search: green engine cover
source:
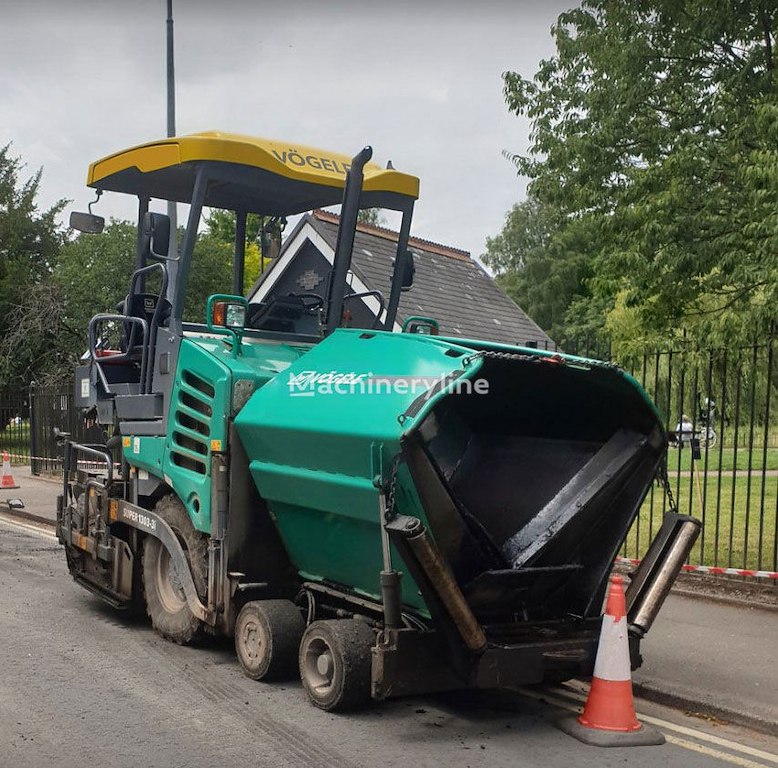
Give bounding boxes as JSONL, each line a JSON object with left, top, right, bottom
{"left": 234, "top": 328, "right": 484, "bottom": 612}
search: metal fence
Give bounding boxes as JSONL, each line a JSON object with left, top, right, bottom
{"left": 4, "top": 335, "right": 777, "bottom": 578}
{"left": 0, "top": 384, "right": 105, "bottom": 475}
{"left": 0, "top": 387, "right": 31, "bottom": 464}
{"left": 562, "top": 336, "right": 778, "bottom": 578}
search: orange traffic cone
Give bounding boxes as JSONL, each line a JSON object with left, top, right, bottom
{"left": 1, "top": 451, "right": 20, "bottom": 489}
{"left": 557, "top": 575, "right": 664, "bottom": 747}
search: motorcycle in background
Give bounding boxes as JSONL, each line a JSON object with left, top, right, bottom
{"left": 670, "top": 393, "right": 717, "bottom": 449}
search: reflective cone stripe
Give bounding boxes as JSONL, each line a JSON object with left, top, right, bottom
{"left": 578, "top": 576, "right": 641, "bottom": 733}
{"left": 0, "top": 451, "right": 19, "bottom": 489}
{"left": 591, "top": 616, "right": 631, "bottom": 681}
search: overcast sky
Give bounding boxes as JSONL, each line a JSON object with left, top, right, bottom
{"left": 2, "top": 0, "right": 570, "bottom": 260}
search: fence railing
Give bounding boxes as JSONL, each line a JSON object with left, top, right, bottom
{"left": 561, "top": 336, "right": 777, "bottom": 577}
{"left": 4, "top": 335, "right": 777, "bottom": 580}
{"left": 0, "top": 384, "right": 106, "bottom": 475}
{"left": 0, "top": 387, "right": 31, "bottom": 464}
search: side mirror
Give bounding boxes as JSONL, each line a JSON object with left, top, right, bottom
{"left": 69, "top": 211, "right": 105, "bottom": 234}
{"left": 401, "top": 249, "right": 415, "bottom": 291}
{"left": 142, "top": 212, "right": 171, "bottom": 260}
{"left": 402, "top": 315, "right": 439, "bottom": 335}
{"left": 206, "top": 294, "right": 248, "bottom": 357}
{"left": 213, "top": 300, "right": 247, "bottom": 330}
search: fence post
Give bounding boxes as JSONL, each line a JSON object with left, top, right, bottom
{"left": 29, "top": 382, "right": 37, "bottom": 476}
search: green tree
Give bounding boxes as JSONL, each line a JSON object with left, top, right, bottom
{"left": 357, "top": 208, "right": 386, "bottom": 227}
{"left": 52, "top": 220, "right": 137, "bottom": 348}
{"left": 498, "top": 0, "right": 778, "bottom": 347}
{"left": 204, "top": 209, "right": 262, "bottom": 244}
{"left": 484, "top": 197, "right": 598, "bottom": 336}
{"left": 53, "top": 219, "right": 235, "bottom": 330}
{"left": 0, "top": 145, "right": 66, "bottom": 386}
{"left": 184, "top": 232, "right": 233, "bottom": 322}
{"left": 203, "top": 209, "right": 280, "bottom": 292}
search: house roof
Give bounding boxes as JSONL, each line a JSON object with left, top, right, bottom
{"left": 251, "top": 210, "right": 554, "bottom": 348}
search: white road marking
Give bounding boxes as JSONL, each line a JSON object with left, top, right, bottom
{"left": 519, "top": 686, "right": 778, "bottom": 768}
{"left": 664, "top": 734, "right": 775, "bottom": 768}
{"left": 0, "top": 513, "right": 57, "bottom": 541}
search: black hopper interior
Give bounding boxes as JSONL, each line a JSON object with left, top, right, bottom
{"left": 402, "top": 355, "right": 665, "bottom": 624}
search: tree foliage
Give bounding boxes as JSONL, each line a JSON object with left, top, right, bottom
{"left": 0, "top": 283, "right": 73, "bottom": 385}
{"left": 203, "top": 209, "right": 279, "bottom": 293}
{"left": 490, "top": 0, "right": 778, "bottom": 347}
{"left": 357, "top": 208, "right": 387, "bottom": 227}
{"left": 54, "top": 219, "right": 236, "bottom": 329}
{"left": 484, "top": 197, "right": 600, "bottom": 335}
{"left": 52, "top": 220, "right": 137, "bottom": 347}
{"left": 184, "top": 232, "right": 234, "bottom": 322}
{"left": 0, "top": 145, "right": 66, "bottom": 386}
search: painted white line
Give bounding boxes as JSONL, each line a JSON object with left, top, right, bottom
{"left": 665, "top": 734, "right": 775, "bottom": 768}
{"left": 519, "top": 686, "right": 778, "bottom": 768}
{"left": 555, "top": 684, "right": 778, "bottom": 765}
{"left": 0, "top": 513, "right": 58, "bottom": 541}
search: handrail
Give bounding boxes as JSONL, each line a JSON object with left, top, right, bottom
{"left": 63, "top": 441, "right": 116, "bottom": 538}
{"left": 88, "top": 313, "right": 149, "bottom": 394}
{"left": 343, "top": 289, "right": 386, "bottom": 329}
{"left": 127, "top": 261, "right": 169, "bottom": 393}
{"left": 64, "top": 441, "right": 115, "bottom": 486}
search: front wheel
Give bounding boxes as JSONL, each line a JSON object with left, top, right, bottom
{"left": 235, "top": 600, "right": 304, "bottom": 681}
{"left": 298, "top": 619, "right": 375, "bottom": 711}
{"left": 142, "top": 495, "right": 207, "bottom": 645}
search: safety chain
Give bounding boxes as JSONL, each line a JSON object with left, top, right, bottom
{"left": 463, "top": 350, "right": 537, "bottom": 366}
{"left": 481, "top": 350, "right": 541, "bottom": 362}
{"left": 465, "top": 348, "right": 621, "bottom": 372}
{"left": 659, "top": 455, "right": 678, "bottom": 514}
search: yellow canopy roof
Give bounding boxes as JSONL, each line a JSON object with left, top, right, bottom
{"left": 87, "top": 131, "right": 419, "bottom": 215}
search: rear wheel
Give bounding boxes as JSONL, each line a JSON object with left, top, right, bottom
{"left": 298, "top": 619, "right": 375, "bottom": 711}
{"left": 235, "top": 600, "right": 305, "bottom": 681}
{"left": 142, "top": 495, "right": 207, "bottom": 644}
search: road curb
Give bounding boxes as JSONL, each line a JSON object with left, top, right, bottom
{"left": 632, "top": 681, "right": 778, "bottom": 738}
{"left": 670, "top": 584, "right": 778, "bottom": 613}
{"left": 25, "top": 473, "right": 62, "bottom": 485}
{"left": 0, "top": 504, "right": 56, "bottom": 530}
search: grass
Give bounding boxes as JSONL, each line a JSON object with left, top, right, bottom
{"left": 668, "top": 445, "right": 778, "bottom": 473}
{"left": 0, "top": 420, "right": 31, "bottom": 460}
{"left": 625, "top": 473, "right": 777, "bottom": 572}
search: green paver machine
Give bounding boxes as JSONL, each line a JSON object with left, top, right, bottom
{"left": 58, "top": 131, "right": 700, "bottom": 710}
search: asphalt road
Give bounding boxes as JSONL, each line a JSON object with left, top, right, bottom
{"left": 1, "top": 514, "right": 776, "bottom": 768}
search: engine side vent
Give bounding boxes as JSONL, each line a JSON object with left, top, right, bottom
{"left": 171, "top": 370, "right": 214, "bottom": 475}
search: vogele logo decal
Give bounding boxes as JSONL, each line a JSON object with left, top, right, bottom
{"left": 271, "top": 150, "right": 351, "bottom": 175}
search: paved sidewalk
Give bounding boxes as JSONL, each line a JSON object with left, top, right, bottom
{"left": 634, "top": 595, "right": 777, "bottom": 733}
{"left": 0, "top": 467, "right": 59, "bottom": 525}
{"left": 2, "top": 466, "right": 777, "bottom": 733}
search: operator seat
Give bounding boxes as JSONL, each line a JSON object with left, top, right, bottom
{"left": 97, "top": 285, "right": 171, "bottom": 393}
{"left": 121, "top": 292, "right": 171, "bottom": 355}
